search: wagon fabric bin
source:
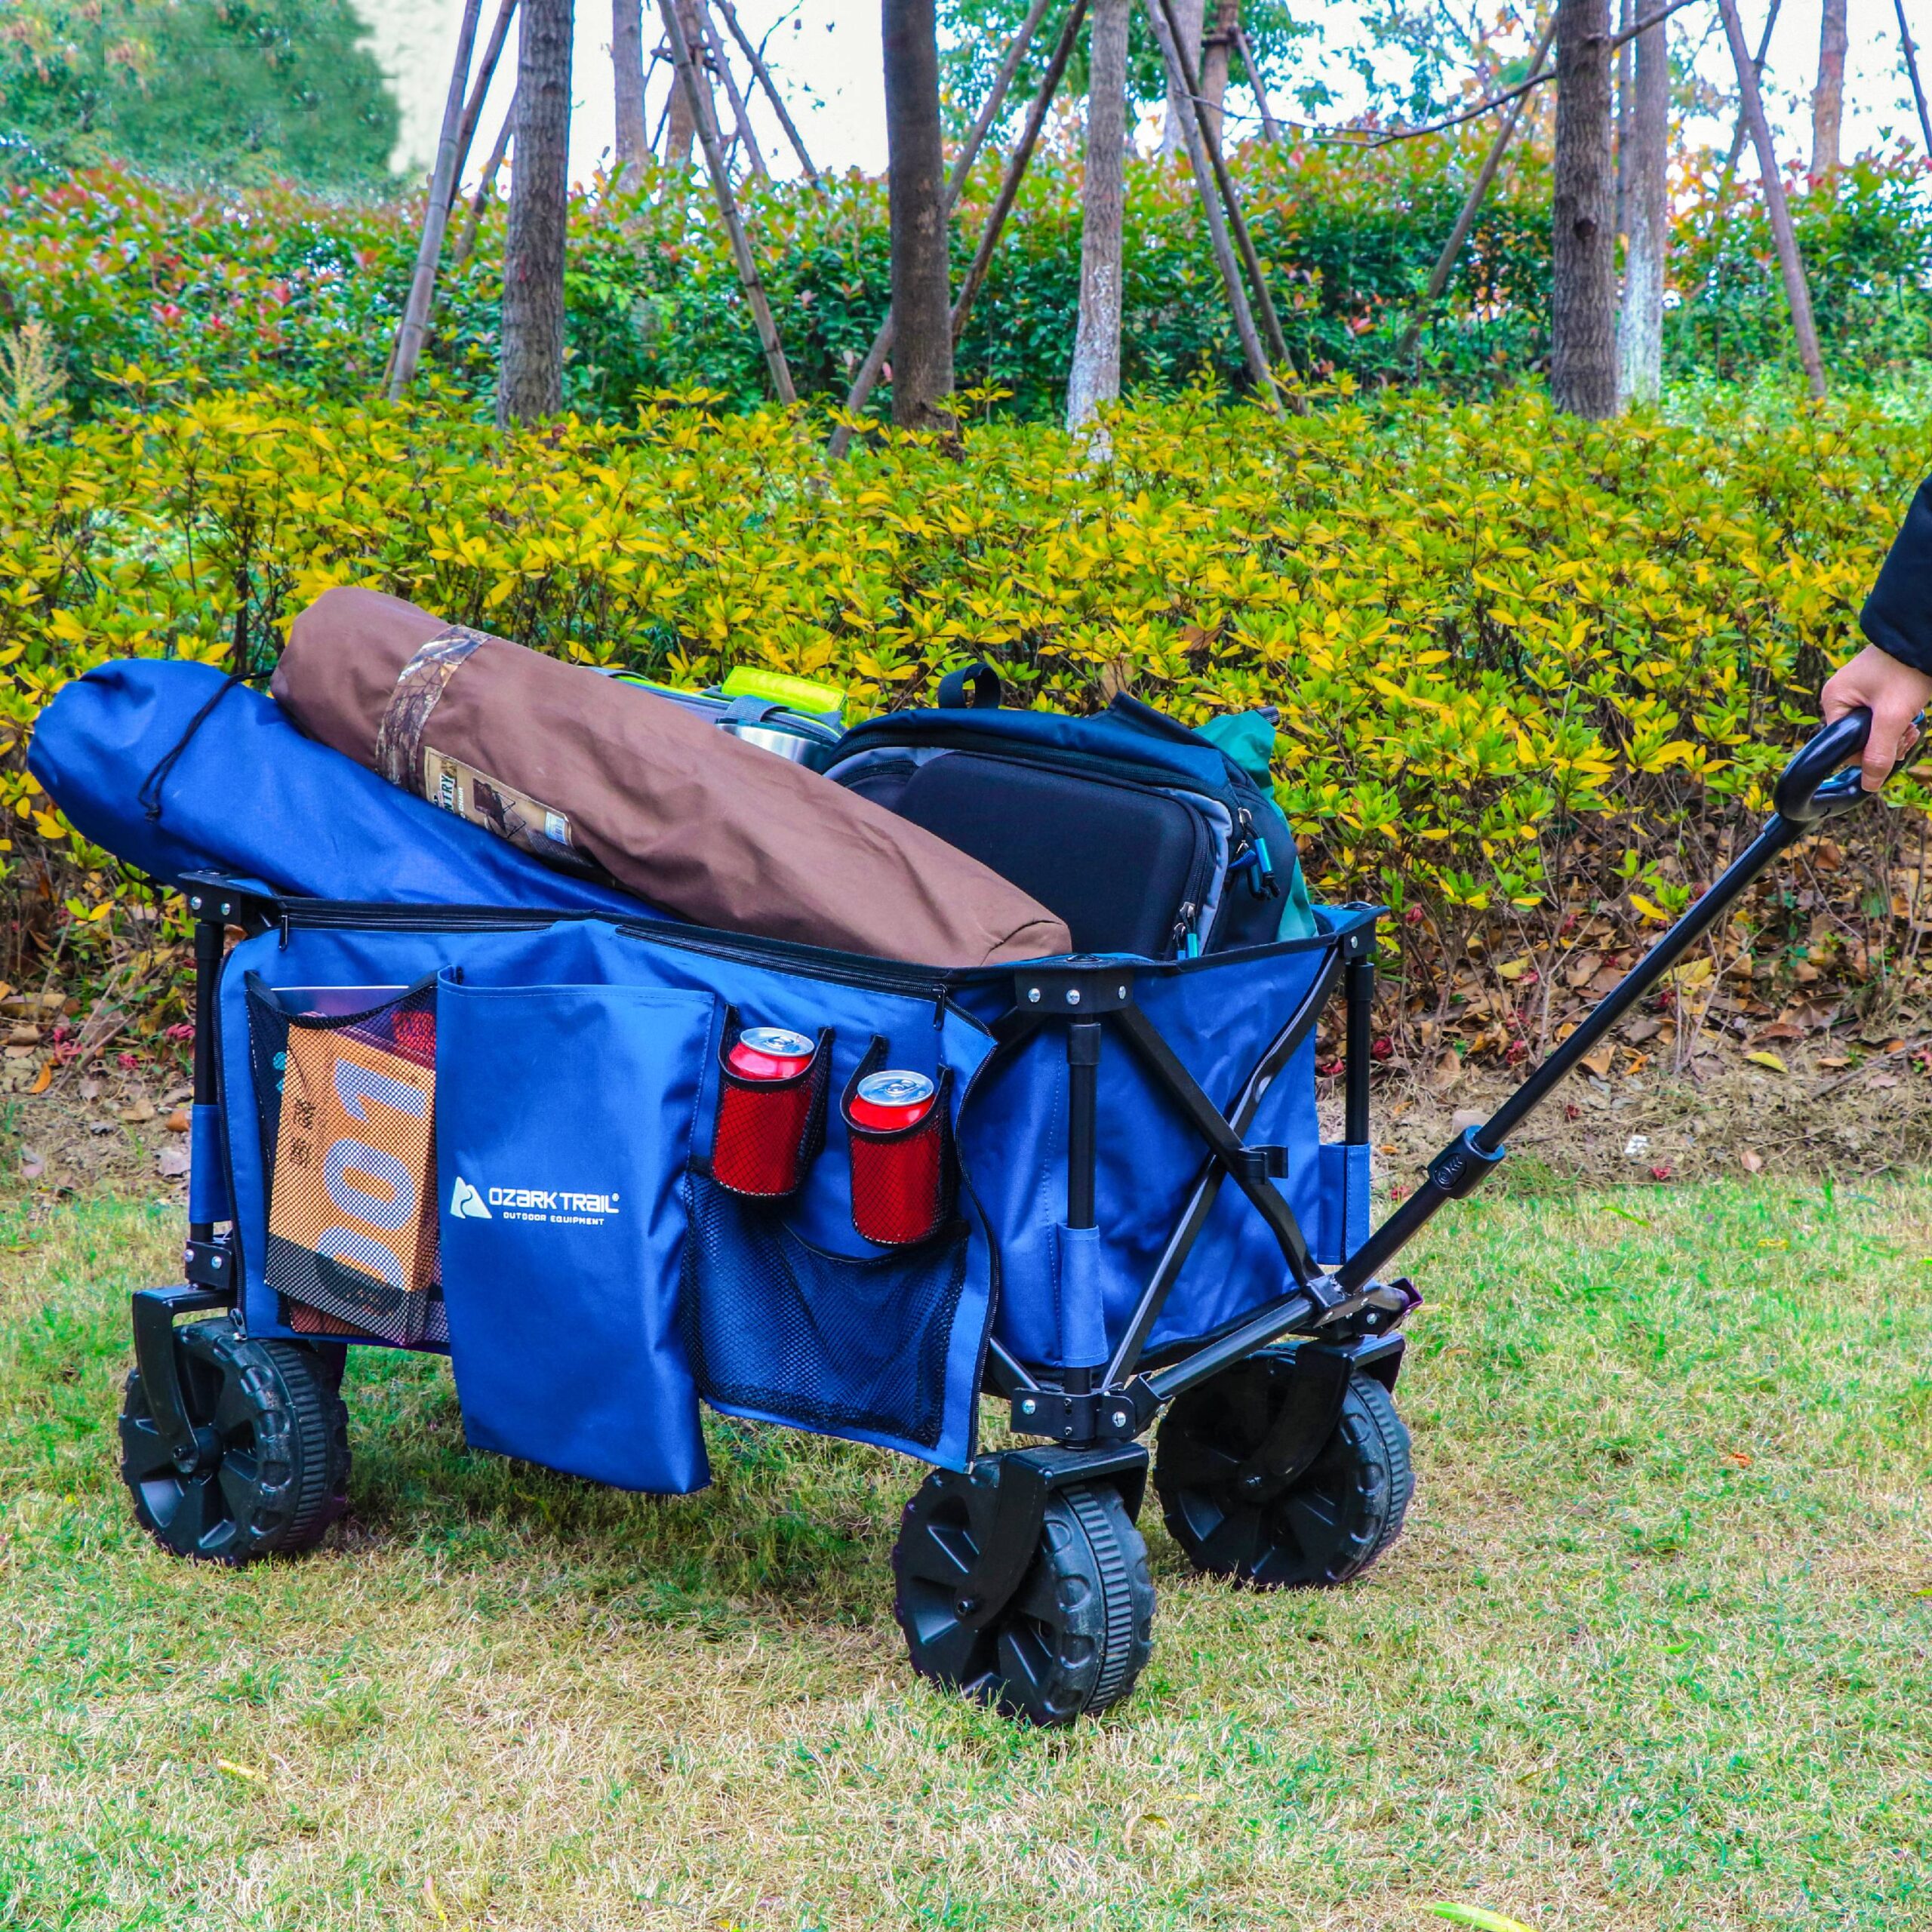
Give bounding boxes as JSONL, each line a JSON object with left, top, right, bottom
{"left": 214, "top": 894, "right": 1380, "bottom": 1494}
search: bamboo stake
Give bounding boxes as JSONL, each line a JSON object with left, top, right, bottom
{"left": 1895, "top": 0, "right": 1932, "bottom": 161}
{"left": 658, "top": 0, "right": 795, "bottom": 401}
{"left": 1231, "top": 23, "right": 1281, "bottom": 142}
{"left": 388, "top": 0, "right": 485, "bottom": 399}
{"left": 1713, "top": 0, "right": 1826, "bottom": 398}
{"left": 449, "top": 0, "right": 519, "bottom": 209}
{"left": 451, "top": 91, "right": 517, "bottom": 267}
{"left": 949, "top": 0, "right": 1088, "bottom": 343}
{"left": 1399, "top": 13, "right": 1557, "bottom": 361}
{"left": 698, "top": 0, "right": 770, "bottom": 182}
{"left": 828, "top": 0, "right": 1056, "bottom": 458}
{"left": 1152, "top": 0, "right": 1292, "bottom": 381}
{"left": 712, "top": 0, "right": 820, "bottom": 183}
{"left": 1137, "top": 0, "right": 1278, "bottom": 404}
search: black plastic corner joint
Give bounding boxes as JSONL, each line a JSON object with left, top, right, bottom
{"left": 178, "top": 871, "right": 278, "bottom": 933}
{"left": 1227, "top": 1144, "right": 1289, "bottom": 1185}
{"left": 1427, "top": 1124, "right": 1506, "bottom": 1201}
{"left": 1014, "top": 958, "right": 1136, "bottom": 1016}
{"left": 183, "top": 1238, "right": 237, "bottom": 1293}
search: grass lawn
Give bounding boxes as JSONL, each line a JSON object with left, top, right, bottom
{"left": 1, "top": 1175, "right": 1929, "bottom": 1931}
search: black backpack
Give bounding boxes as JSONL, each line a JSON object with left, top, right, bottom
{"left": 823, "top": 665, "right": 1316, "bottom": 960}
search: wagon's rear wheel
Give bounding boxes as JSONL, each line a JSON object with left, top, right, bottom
{"left": 1155, "top": 1352, "right": 1411, "bottom": 1589}
{"left": 118, "top": 1316, "right": 350, "bottom": 1564}
{"left": 892, "top": 1476, "right": 1154, "bottom": 1726}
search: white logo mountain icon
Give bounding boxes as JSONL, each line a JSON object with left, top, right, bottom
{"left": 449, "top": 1177, "right": 492, "bottom": 1220}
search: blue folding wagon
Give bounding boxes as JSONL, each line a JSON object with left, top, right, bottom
{"left": 36, "top": 658, "right": 1881, "bottom": 1724}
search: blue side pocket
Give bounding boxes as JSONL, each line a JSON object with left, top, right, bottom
{"left": 435, "top": 976, "right": 715, "bottom": 1494}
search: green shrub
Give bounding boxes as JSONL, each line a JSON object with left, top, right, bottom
{"left": 2, "top": 383, "right": 1926, "bottom": 1054}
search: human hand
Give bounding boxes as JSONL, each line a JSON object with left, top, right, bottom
{"left": 1819, "top": 644, "right": 1932, "bottom": 791}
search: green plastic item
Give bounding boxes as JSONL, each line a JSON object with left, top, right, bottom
{"left": 719, "top": 666, "right": 846, "bottom": 717}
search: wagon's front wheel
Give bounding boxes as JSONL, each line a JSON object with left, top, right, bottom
{"left": 892, "top": 1475, "right": 1154, "bottom": 1726}
{"left": 118, "top": 1316, "right": 350, "bottom": 1564}
{"left": 1155, "top": 1353, "right": 1412, "bottom": 1589}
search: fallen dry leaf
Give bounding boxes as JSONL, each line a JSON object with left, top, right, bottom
{"left": 1623, "top": 1016, "right": 1663, "bottom": 1044}
{"left": 1496, "top": 955, "right": 1532, "bottom": 981}
{"left": 1740, "top": 1149, "right": 1764, "bottom": 1173}
{"left": 155, "top": 1146, "right": 189, "bottom": 1179}
{"left": 1564, "top": 950, "right": 1603, "bottom": 989}
{"left": 1746, "top": 1051, "right": 1789, "bottom": 1073}
{"left": 29, "top": 1061, "right": 52, "bottom": 1096}
{"left": 1580, "top": 1045, "right": 1615, "bottom": 1078}
{"left": 165, "top": 1107, "right": 190, "bottom": 1134}
{"left": 119, "top": 1098, "right": 155, "bottom": 1124}
{"left": 19, "top": 1149, "right": 43, "bottom": 1180}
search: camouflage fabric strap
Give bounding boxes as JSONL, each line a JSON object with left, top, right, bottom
{"left": 374, "top": 625, "right": 489, "bottom": 789}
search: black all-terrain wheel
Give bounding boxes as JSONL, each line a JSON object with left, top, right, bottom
{"left": 118, "top": 1316, "right": 350, "bottom": 1564}
{"left": 1155, "top": 1353, "right": 1412, "bottom": 1589}
{"left": 892, "top": 1476, "right": 1155, "bottom": 1725}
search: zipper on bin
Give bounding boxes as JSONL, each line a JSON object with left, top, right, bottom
{"left": 270, "top": 897, "right": 970, "bottom": 1014}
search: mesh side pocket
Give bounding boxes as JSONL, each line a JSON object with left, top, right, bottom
{"left": 682, "top": 1174, "right": 967, "bottom": 1450}
{"left": 709, "top": 1006, "right": 832, "bottom": 1199}
{"left": 246, "top": 974, "right": 438, "bottom": 1347}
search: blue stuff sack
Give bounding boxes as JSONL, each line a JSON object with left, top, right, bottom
{"left": 435, "top": 974, "right": 716, "bottom": 1494}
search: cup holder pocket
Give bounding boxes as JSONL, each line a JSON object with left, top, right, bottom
{"left": 707, "top": 1005, "right": 833, "bottom": 1200}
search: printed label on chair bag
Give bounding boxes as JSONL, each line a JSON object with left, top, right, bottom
{"left": 422, "top": 746, "right": 600, "bottom": 878}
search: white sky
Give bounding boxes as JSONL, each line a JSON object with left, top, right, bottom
{"left": 352, "top": 0, "right": 1932, "bottom": 189}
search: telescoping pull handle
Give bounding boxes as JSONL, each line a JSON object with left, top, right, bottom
{"left": 1333, "top": 702, "right": 1903, "bottom": 1297}
{"left": 1773, "top": 706, "right": 1872, "bottom": 825}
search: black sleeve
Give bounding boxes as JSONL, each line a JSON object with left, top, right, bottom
{"left": 1860, "top": 475, "right": 1932, "bottom": 675}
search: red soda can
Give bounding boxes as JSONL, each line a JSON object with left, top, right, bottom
{"left": 713, "top": 1025, "right": 820, "bottom": 1198}
{"left": 728, "top": 1026, "right": 816, "bottom": 1081}
{"left": 848, "top": 1070, "right": 944, "bottom": 1244}
{"left": 849, "top": 1070, "right": 937, "bottom": 1131}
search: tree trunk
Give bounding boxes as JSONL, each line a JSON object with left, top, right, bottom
{"left": 1900, "top": 0, "right": 1932, "bottom": 162}
{"left": 387, "top": 0, "right": 483, "bottom": 398}
{"left": 663, "top": 0, "right": 705, "bottom": 169}
{"left": 1615, "top": 10, "right": 1668, "bottom": 405}
{"left": 1552, "top": 0, "right": 1618, "bottom": 417}
{"left": 1067, "top": 0, "right": 1129, "bottom": 430}
{"left": 1715, "top": 0, "right": 1826, "bottom": 397}
{"left": 613, "top": 0, "right": 649, "bottom": 174}
{"left": 1199, "top": 0, "right": 1238, "bottom": 145}
{"left": 881, "top": 0, "right": 954, "bottom": 430}
{"left": 497, "top": 0, "right": 573, "bottom": 427}
{"left": 1811, "top": 0, "right": 1847, "bottom": 178}
{"left": 1614, "top": 0, "right": 1632, "bottom": 238}
{"left": 1159, "top": 0, "right": 1205, "bottom": 155}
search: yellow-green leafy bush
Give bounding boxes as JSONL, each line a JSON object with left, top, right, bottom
{"left": 2, "top": 383, "right": 1924, "bottom": 1054}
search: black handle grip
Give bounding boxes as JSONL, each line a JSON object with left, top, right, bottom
{"left": 1773, "top": 707, "right": 1874, "bottom": 825}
